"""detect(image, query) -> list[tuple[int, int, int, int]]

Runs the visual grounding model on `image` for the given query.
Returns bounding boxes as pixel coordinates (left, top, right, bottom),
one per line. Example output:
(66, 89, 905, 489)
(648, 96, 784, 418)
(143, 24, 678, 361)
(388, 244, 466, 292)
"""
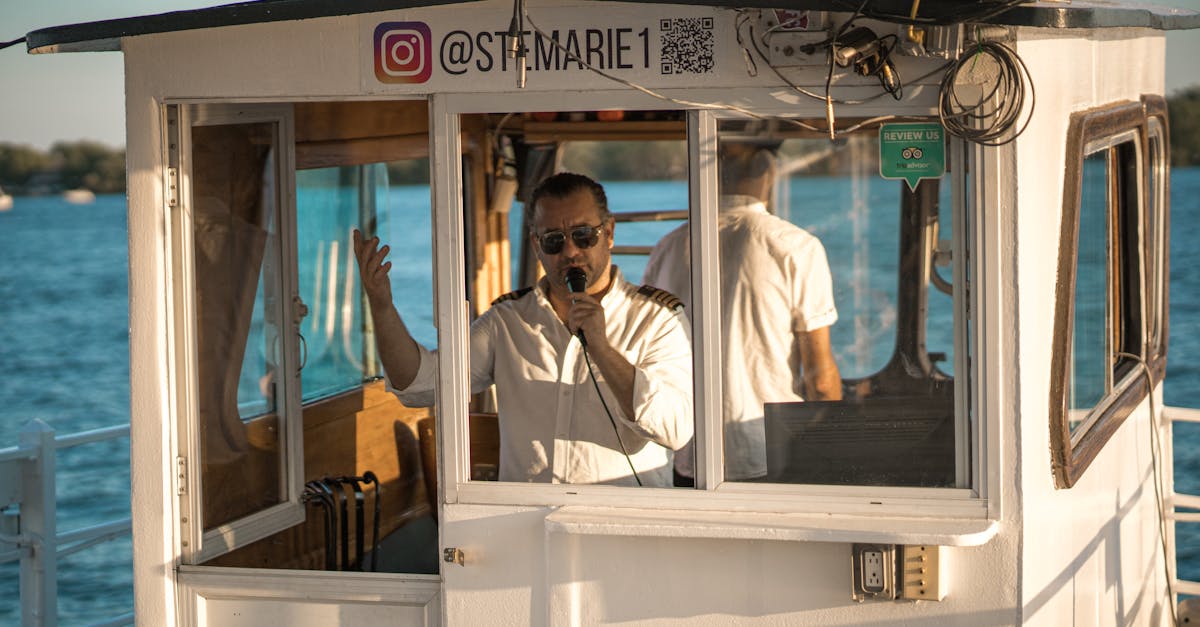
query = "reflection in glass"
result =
(1070, 152, 1109, 429)
(296, 165, 382, 403)
(192, 122, 285, 530)
(651, 119, 962, 487)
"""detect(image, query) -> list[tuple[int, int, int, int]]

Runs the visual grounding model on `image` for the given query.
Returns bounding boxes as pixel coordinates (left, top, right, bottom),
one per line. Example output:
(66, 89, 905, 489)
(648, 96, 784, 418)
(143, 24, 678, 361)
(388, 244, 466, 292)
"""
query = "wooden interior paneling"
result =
(295, 101, 429, 143)
(296, 134, 431, 170)
(206, 380, 434, 570)
(294, 101, 432, 169)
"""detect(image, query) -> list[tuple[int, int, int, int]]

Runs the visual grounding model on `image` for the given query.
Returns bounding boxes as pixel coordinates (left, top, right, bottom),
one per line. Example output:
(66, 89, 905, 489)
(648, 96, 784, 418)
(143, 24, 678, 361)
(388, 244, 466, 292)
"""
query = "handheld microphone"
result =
(564, 268, 588, 346)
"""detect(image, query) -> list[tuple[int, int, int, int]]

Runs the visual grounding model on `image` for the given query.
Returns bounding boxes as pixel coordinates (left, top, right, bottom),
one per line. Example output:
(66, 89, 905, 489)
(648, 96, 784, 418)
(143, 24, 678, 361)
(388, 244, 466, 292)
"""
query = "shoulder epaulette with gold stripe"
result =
(636, 284, 684, 311)
(490, 286, 533, 306)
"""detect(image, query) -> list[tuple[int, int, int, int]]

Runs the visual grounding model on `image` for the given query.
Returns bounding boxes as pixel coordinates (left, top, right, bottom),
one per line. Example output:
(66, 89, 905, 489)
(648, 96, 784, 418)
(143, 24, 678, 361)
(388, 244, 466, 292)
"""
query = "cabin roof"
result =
(23, 0, 1200, 55)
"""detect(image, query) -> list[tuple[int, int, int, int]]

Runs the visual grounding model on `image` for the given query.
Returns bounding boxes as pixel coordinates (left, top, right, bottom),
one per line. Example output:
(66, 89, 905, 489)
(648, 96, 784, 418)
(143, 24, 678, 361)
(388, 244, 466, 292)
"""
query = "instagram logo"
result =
(375, 22, 432, 83)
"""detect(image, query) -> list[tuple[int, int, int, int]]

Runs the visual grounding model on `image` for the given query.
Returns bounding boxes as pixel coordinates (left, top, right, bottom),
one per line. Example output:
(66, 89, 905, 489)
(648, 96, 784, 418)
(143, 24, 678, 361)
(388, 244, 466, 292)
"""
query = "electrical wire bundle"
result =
(937, 39, 1034, 146)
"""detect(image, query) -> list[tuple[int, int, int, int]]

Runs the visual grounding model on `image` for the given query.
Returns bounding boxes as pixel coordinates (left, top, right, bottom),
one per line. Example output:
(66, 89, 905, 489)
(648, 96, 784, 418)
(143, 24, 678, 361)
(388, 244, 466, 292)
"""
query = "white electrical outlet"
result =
(851, 543, 896, 601)
(862, 550, 885, 591)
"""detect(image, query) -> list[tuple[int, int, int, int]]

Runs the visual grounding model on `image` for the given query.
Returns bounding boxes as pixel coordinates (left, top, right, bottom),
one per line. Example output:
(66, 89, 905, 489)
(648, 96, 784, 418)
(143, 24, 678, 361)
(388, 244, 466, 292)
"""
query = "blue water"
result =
(3, 170, 1200, 622)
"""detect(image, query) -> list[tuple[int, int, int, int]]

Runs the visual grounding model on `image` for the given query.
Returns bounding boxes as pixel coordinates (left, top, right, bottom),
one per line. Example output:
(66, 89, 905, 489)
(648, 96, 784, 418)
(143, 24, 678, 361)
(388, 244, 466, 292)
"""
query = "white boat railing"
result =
(0, 419, 133, 627)
(1163, 405, 1200, 598)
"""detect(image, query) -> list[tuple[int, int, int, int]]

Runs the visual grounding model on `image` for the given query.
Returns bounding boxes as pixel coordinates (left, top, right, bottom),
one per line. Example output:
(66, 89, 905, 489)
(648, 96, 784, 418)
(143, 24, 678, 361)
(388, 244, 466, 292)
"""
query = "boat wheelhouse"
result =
(18, 0, 1200, 624)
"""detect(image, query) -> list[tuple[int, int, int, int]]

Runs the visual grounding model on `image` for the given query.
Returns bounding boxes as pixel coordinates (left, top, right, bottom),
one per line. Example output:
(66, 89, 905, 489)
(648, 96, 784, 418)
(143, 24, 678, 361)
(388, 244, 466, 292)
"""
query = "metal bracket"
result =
(176, 457, 187, 496)
(166, 168, 179, 208)
(443, 547, 465, 566)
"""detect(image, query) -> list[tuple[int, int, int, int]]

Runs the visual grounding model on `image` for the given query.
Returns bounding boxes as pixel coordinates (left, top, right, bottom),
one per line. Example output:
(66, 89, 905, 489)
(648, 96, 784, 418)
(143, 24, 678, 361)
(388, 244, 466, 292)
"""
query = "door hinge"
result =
(443, 547, 465, 566)
(176, 456, 187, 496)
(166, 167, 179, 208)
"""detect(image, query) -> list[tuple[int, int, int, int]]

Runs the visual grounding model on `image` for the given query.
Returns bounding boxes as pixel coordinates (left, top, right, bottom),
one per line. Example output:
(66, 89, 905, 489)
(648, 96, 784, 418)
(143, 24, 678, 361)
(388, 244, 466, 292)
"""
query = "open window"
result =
(455, 107, 692, 488)
(172, 100, 443, 573)
(1050, 100, 1163, 488)
(171, 104, 305, 563)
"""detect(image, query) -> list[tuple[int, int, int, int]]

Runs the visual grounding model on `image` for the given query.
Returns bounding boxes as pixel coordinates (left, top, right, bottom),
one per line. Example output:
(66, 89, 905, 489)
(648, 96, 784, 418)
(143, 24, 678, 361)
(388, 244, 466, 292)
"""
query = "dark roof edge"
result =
(26, 0, 1200, 55)
(26, 0, 452, 54)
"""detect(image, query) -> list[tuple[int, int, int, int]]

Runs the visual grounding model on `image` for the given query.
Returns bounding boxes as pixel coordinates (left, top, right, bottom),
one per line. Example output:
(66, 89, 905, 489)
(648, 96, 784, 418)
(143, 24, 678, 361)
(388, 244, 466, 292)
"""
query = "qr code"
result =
(659, 17, 715, 75)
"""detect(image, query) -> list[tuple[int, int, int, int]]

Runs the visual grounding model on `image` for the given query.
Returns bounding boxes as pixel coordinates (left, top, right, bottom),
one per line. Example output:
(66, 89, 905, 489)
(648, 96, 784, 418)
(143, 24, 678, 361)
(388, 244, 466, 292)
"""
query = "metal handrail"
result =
(54, 424, 129, 450)
(87, 612, 135, 627)
(57, 518, 133, 560)
(1163, 405, 1200, 423)
(0, 442, 37, 463)
(0, 420, 133, 626)
(1164, 405, 1200, 601)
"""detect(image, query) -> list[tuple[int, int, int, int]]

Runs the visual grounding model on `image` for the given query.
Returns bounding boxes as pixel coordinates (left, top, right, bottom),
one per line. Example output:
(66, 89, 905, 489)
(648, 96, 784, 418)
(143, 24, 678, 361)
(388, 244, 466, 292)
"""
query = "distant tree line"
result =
(0, 141, 126, 194)
(1169, 87, 1200, 167)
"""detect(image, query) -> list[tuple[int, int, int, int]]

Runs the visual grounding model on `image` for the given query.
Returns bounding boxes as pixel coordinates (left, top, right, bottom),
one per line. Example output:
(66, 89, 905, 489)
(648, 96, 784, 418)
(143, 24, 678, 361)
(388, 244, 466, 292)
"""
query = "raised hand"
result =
(352, 229, 394, 306)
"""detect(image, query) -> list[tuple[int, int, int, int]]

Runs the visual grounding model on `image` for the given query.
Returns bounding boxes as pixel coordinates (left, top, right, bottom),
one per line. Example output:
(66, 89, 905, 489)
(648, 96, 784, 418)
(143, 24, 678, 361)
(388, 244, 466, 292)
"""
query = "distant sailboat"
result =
(62, 189, 95, 204)
(0, 186, 12, 211)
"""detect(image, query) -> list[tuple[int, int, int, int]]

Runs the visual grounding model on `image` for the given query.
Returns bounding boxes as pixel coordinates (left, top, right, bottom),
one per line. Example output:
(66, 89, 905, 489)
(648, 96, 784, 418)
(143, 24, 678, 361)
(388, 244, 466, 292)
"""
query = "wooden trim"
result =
(296, 134, 430, 170)
(1049, 100, 1152, 489)
(521, 120, 686, 142)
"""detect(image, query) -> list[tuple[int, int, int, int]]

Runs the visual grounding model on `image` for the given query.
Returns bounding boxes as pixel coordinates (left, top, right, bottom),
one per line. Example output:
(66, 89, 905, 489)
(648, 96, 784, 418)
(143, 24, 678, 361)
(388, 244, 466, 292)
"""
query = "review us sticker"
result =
(879, 123, 946, 190)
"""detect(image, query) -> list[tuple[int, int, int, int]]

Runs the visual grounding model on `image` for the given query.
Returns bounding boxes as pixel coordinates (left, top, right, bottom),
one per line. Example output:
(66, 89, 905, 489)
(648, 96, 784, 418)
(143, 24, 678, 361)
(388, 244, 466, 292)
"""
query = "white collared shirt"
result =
(644, 195, 837, 480)
(394, 268, 693, 487)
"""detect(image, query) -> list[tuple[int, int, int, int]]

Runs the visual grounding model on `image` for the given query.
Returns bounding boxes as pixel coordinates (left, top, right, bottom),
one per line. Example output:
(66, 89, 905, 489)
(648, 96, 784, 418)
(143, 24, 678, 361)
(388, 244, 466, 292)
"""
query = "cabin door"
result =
(169, 103, 307, 565)
(169, 102, 443, 625)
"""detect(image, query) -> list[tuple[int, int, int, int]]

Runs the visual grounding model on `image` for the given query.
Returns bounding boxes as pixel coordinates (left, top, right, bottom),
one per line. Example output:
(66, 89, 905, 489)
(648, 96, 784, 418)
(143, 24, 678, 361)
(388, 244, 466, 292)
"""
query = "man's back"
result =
(644, 194, 837, 480)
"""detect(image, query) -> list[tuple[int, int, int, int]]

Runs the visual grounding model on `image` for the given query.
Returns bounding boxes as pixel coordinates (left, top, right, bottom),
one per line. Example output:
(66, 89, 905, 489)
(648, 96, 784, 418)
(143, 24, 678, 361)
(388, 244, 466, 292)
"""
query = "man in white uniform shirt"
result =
(354, 172, 693, 487)
(644, 145, 842, 484)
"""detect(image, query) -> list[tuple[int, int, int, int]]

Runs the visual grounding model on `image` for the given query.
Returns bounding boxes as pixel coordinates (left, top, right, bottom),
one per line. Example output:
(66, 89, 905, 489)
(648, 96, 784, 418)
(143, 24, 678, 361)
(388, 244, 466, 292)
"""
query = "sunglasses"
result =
(536, 223, 605, 255)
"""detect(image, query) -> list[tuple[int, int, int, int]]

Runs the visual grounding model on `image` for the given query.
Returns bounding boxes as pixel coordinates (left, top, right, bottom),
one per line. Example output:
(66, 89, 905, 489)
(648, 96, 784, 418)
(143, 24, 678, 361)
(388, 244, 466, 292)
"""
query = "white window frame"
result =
(430, 91, 1000, 523)
(167, 102, 305, 564)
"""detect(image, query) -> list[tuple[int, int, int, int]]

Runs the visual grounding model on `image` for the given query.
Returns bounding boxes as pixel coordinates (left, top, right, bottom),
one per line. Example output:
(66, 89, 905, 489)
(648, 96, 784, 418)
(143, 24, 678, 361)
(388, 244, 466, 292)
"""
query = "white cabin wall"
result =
(445, 505, 1019, 625)
(1014, 30, 1169, 626)
(123, 43, 177, 627)
(123, 16, 363, 99)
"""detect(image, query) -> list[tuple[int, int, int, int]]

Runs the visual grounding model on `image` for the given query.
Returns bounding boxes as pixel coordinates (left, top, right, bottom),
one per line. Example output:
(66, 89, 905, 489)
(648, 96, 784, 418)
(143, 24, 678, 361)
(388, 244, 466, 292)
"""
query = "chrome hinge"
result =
(443, 547, 465, 566)
(176, 456, 187, 496)
(166, 167, 179, 208)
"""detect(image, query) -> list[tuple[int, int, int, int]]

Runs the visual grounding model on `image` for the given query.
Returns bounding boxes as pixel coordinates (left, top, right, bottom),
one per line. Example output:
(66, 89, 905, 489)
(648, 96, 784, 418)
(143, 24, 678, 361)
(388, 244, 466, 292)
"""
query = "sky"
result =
(3, 0, 1200, 150)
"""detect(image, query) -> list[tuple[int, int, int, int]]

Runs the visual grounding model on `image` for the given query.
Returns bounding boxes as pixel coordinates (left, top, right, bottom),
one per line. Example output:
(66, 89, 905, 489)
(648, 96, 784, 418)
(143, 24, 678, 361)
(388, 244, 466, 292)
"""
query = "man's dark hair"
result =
(528, 172, 612, 227)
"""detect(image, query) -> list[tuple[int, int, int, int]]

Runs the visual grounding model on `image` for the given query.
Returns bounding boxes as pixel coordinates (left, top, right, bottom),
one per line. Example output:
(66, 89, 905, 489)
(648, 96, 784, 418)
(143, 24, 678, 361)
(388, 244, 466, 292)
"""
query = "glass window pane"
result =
(192, 121, 286, 529)
(476, 111, 693, 487)
(561, 141, 689, 284)
(927, 175, 956, 376)
(381, 176, 437, 349)
(295, 162, 436, 405)
(1070, 150, 1110, 428)
(712, 120, 959, 487)
(296, 166, 378, 402)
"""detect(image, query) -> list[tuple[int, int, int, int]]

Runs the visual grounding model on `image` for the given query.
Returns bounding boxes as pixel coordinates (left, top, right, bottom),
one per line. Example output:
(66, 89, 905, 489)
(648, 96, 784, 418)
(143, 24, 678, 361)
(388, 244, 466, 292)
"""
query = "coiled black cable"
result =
(938, 39, 1034, 146)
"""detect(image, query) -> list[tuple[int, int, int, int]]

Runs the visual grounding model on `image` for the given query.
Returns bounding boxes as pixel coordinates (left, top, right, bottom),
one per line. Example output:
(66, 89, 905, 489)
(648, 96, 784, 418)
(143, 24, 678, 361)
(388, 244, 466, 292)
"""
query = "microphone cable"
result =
(580, 336, 644, 487)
